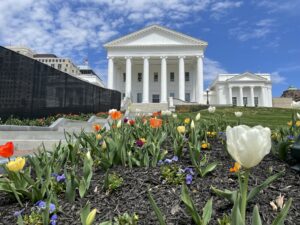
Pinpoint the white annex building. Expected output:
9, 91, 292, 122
104, 25, 272, 107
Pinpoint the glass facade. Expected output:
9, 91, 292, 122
0, 46, 121, 119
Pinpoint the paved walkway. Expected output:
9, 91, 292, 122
0, 117, 108, 163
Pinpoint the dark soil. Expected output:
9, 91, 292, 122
1, 139, 300, 225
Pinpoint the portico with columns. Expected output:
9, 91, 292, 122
104, 25, 207, 104
208, 72, 273, 107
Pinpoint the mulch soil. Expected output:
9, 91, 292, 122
0, 138, 300, 224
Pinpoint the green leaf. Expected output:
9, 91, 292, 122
231, 194, 245, 225
147, 189, 167, 225
99, 222, 112, 225
247, 170, 284, 202
181, 184, 202, 225
80, 202, 91, 225
202, 198, 213, 225
252, 205, 262, 225
200, 162, 218, 177
17, 215, 24, 225
79, 179, 87, 198
211, 186, 237, 204
272, 198, 292, 225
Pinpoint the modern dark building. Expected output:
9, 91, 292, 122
0, 46, 121, 119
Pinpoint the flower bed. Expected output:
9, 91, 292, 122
0, 109, 299, 224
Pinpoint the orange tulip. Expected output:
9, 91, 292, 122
149, 118, 162, 128
93, 124, 101, 132
230, 162, 241, 173
0, 142, 14, 158
110, 111, 122, 120
152, 111, 161, 117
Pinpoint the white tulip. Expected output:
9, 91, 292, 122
161, 110, 172, 116
226, 125, 271, 168
117, 120, 122, 128
191, 120, 195, 129
291, 101, 300, 108
208, 106, 216, 113
234, 112, 243, 117
172, 113, 177, 118
108, 109, 117, 114
297, 113, 300, 120
195, 113, 201, 121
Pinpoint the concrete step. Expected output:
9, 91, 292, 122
130, 103, 168, 113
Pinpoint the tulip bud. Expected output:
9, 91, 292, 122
96, 134, 102, 140
101, 141, 107, 150
86, 209, 97, 225
86, 151, 92, 160
172, 113, 177, 119
297, 112, 300, 120
117, 120, 122, 128
195, 113, 201, 121
191, 120, 195, 129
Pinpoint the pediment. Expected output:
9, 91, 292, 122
228, 72, 267, 82
104, 25, 207, 47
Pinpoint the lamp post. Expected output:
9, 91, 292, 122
206, 88, 210, 105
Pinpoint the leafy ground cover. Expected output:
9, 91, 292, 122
179, 107, 294, 130
0, 112, 108, 127
0, 108, 299, 224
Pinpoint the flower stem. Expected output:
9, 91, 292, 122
240, 169, 250, 221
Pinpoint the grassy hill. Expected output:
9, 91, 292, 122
179, 107, 295, 130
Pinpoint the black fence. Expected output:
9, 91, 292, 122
0, 46, 121, 119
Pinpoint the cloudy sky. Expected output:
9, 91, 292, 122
1, 0, 299, 96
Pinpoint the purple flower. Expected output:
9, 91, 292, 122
13, 209, 24, 217
56, 174, 66, 182
171, 156, 179, 162
287, 135, 294, 140
186, 174, 193, 185
123, 118, 128, 123
136, 139, 144, 147
50, 214, 58, 225
164, 159, 172, 164
35, 200, 56, 213
184, 167, 194, 175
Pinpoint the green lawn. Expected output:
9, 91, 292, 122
178, 107, 295, 130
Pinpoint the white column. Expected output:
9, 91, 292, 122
250, 86, 254, 107
107, 57, 114, 89
125, 57, 132, 99
228, 86, 232, 105
268, 86, 273, 107
261, 86, 265, 107
178, 56, 185, 101
239, 86, 243, 106
196, 55, 204, 103
142, 57, 149, 103
160, 56, 167, 103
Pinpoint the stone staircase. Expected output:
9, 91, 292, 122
129, 103, 169, 114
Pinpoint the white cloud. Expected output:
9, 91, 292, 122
255, 0, 300, 15
271, 72, 287, 84
204, 58, 228, 81
210, 1, 243, 19
229, 18, 275, 41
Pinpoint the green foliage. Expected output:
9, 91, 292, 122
217, 214, 231, 225
80, 201, 97, 225
104, 172, 123, 192
160, 164, 185, 185
181, 184, 213, 225
147, 189, 167, 225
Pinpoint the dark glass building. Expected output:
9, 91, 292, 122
0, 46, 121, 119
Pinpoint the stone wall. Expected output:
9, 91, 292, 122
272, 98, 293, 108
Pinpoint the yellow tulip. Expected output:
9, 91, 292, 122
287, 121, 292, 126
184, 118, 190, 124
86, 209, 97, 225
296, 121, 300, 127
177, 126, 186, 134
140, 138, 147, 143
6, 157, 26, 172
96, 134, 102, 140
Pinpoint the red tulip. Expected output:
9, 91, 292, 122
0, 142, 14, 158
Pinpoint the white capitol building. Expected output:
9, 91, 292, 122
105, 25, 272, 107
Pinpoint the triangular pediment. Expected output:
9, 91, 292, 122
104, 25, 207, 47
227, 72, 267, 82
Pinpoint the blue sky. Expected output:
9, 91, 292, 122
0, 0, 299, 97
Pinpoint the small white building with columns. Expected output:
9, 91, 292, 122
208, 72, 272, 107
104, 25, 272, 107
104, 25, 206, 104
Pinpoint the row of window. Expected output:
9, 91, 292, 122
123, 72, 190, 82
37, 59, 66, 63
232, 97, 259, 106
122, 93, 191, 103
